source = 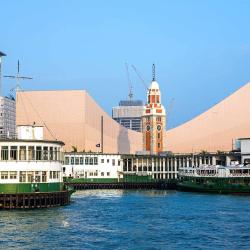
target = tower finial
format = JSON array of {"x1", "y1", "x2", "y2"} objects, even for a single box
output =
[{"x1": 152, "y1": 64, "x2": 155, "y2": 81}]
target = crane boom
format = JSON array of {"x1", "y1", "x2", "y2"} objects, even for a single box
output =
[{"x1": 131, "y1": 65, "x2": 148, "y2": 90}]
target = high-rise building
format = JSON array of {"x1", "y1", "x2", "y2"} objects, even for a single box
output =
[
  {"x1": 0, "y1": 96, "x2": 16, "y2": 138},
  {"x1": 142, "y1": 65, "x2": 166, "y2": 154},
  {"x1": 0, "y1": 51, "x2": 16, "y2": 138},
  {"x1": 112, "y1": 100, "x2": 144, "y2": 132}
]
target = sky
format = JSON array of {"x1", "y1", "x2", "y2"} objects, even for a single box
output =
[{"x1": 1, "y1": 0, "x2": 250, "y2": 129}]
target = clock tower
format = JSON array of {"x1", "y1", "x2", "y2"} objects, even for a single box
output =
[{"x1": 142, "y1": 64, "x2": 166, "y2": 154}]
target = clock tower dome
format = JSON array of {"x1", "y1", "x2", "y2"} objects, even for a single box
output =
[{"x1": 142, "y1": 64, "x2": 166, "y2": 154}]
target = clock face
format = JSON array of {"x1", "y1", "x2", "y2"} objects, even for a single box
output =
[
  {"x1": 146, "y1": 125, "x2": 151, "y2": 131},
  {"x1": 157, "y1": 125, "x2": 161, "y2": 131}
]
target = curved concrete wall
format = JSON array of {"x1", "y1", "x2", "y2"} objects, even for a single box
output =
[{"x1": 16, "y1": 90, "x2": 143, "y2": 153}]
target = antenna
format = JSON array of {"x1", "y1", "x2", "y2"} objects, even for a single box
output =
[
  {"x1": 125, "y1": 62, "x2": 133, "y2": 101},
  {"x1": 4, "y1": 60, "x2": 33, "y2": 92},
  {"x1": 152, "y1": 63, "x2": 155, "y2": 81},
  {"x1": 131, "y1": 65, "x2": 148, "y2": 90},
  {"x1": 0, "y1": 51, "x2": 6, "y2": 97}
]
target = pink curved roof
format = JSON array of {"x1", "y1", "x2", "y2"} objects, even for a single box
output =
[
  {"x1": 166, "y1": 82, "x2": 250, "y2": 153},
  {"x1": 16, "y1": 90, "x2": 143, "y2": 153}
]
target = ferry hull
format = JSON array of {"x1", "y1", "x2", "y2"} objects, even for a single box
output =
[{"x1": 177, "y1": 177, "x2": 250, "y2": 194}]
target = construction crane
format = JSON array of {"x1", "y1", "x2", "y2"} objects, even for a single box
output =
[
  {"x1": 125, "y1": 62, "x2": 133, "y2": 101},
  {"x1": 4, "y1": 60, "x2": 33, "y2": 92},
  {"x1": 131, "y1": 64, "x2": 148, "y2": 90}
]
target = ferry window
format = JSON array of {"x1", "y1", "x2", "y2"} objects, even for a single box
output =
[
  {"x1": 43, "y1": 147, "x2": 48, "y2": 160},
  {"x1": 19, "y1": 146, "x2": 26, "y2": 160},
  {"x1": 80, "y1": 157, "x2": 84, "y2": 165},
  {"x1": 49, "y1": 171, "x2": 53, "y2": 179},
  {"x1": 53, "y1": 171, "x2": 57, "y2": 179},
  {"x1": 10, "y1": 171, "x2": 17, "y2": 179},
  {"x1": 118, "y1": 160, "x2": 120, "y2": 166},
  {"x1": 112, "y1": 159, "x2": 115, "y2": 166},
  {"x1": 107, "y1": 159, "x2": 110, "y2": 163},
  {"x1": 75, "y1": 157, "x2": 79, "y2": 165},
  {"x1": 101, "y1": 172, "x2": 104, "y2": 176},
  {"x1": 85, "y1": 157, "x2": 89, "y2": 165},
  {"x1": 19, "y1": 171, "x2": 26, "y2": 182},
  {"x1": 71, "y1": 157, "x2": 75, "y2": 165},
  {"x1": 28, "y1": 146, "x2": 35, "y2": 160},
  {"x1": 54, "y1": 147, "x2": 58, "y2": 161},
  {"x1": 107, "y1": 172, "x2": 110, "y2": 176},
  {"x1": 65, "y1": 157, "x2": 69, "y2": 165},
  {"x1": 94, "y1": 171, "x2": 98, "y2": 176},
  {"x1": 10, "y1": 146, "x2": 17, "y2": 160},
  {"x1": 94, "y1": 157, "x2": 98, "y2": 165},
  {"x1": 49, "y1": 147, "x2": 53, "y2": 161},
  {"x1": 1, "y1": 146, "x2": 8, "y2": 160},
  {"x1": 1, "y1": 171, "x2": 8, "y2": 179},
  {"x1": 90, "y1": 158, "x2": 93, "y2": 165},
  {"x1": 35, "y1": 172, "x2": 41, "y2": 182},
  {"x1": 101, "y1": 159, "x2": 104, "y2": 163},
  {"x1": 27, "y1": 172, "x2": 33, "y2": 182},
  {"x1": 42, "y1": 171, "x2": 47, "y2": 182},
  {"x1": 36, "y1": 146, "x2": 42, "y2": 160}
]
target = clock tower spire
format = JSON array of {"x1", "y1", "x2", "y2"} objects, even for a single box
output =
[{"x1": 142, "y1": 64, "x2": 166, "y2": 154}]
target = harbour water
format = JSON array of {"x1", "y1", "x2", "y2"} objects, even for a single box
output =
[{"x1": 1, "y1": 190, "x2": 250, "y2": 249}]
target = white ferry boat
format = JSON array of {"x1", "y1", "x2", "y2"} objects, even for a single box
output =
[{"x1": 0, "y1": 125, "x2": 72, "y2": 208}]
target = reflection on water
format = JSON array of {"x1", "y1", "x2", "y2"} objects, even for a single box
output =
[{"x1": 0, "y1": 190, "x2": 250, "y2": 249}]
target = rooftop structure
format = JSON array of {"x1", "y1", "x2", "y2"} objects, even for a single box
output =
[{"x1": 112, "y1": 99, "x2": 144, "y2": 132}]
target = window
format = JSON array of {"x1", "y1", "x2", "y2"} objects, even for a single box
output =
[
  {"x1": 158, "y1": 143, "x2": 160, "y2": 148},
  {"x1": 80, "y1": 157, "x2": 84, "y2": 165},
  {"x1": 118, "y1": 160, "x2": 120, "y2": 166},
  {"x1": 10, "y1": 171, "x2": 17, "y2": 179},
  {"x1": 71, "y1": 157, "x2": 75, "y2": 165},
  {"x1": 89, "y1": 158, "x2": 93, "y2": 165},
  {"x1": 101, "y1": 172, "x2": 104, "y2": 176},
  {"x1": 19, "y1": 146, "x2": 27, "y2": 160},
  {"x1": 10, "y1": 146, "x2": 17, "y2": 160},
  {"x1": 19, "y1": 171, "x2": 26, "y2": 182},
  {"x1": 1, "y1": 146, "x2": 8, "y2": 160},
  {"x1": 42, "y1": 171, "x2": 47, "y2": 182},
  {"x1": 49, "y1": 147, "x2": 53, "y2": 160},
  {"x1": 35, "y1": 171, "x2": 41, "y2": 182},
  {"x1": 107, "y1": 172, "x2": 110, "y2": 176},
  {"x1": 101, "y1": 159, "x2": 104, "y2": 163},
  {"x1": 158, "y1": 133, "x2": 160, "y2": 139},
  {"x1": 65, "y1": 157, "x2": 70, "y2": 165},
  {"x1": 75, "y1": 157, "x2": 79, "y2": 165},
  {"x1": 94, "y1": 157, "x2": 98, "y2": 165},
  {"x1": 43, "y1": 147, "x2": 48, "y2": 160},
  {"x1": 36, "y1": 146, "x2": 42, "y2": 160},
  {"x1": 1, "y1": 171, "x2": 8, "y2": 179},
  {"x1": 107, "y1": 159, "x2": 110, "y2": 163},
  {"x1": 27, "y1": 172, "x2": 33, "y2": 182},
  {"x1": 112, "y1": 159, "x2": 115, "y2": 166},
  {"x1": 85, "y1": 157, "x2": 89, "y2": 165},
  {"x1": 28, "y1": 146, "x2": 35, "y2": 160}
]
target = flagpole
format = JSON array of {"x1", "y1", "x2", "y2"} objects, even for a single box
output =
[{"x1": 101, "y1": 116, "x2": 104, "y2": 154}]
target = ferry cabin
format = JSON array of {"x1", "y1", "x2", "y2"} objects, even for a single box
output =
[{"x1": 0, "y1": 139, "x2": 64, "y2": 193}]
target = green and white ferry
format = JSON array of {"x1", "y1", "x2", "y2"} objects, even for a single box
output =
[
  {"x1": 0, "y1": 125, "x2": 72, "y2": 208},
  {"x1": 178, "y1": 164, "x2": 250, "y2": 194}
]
